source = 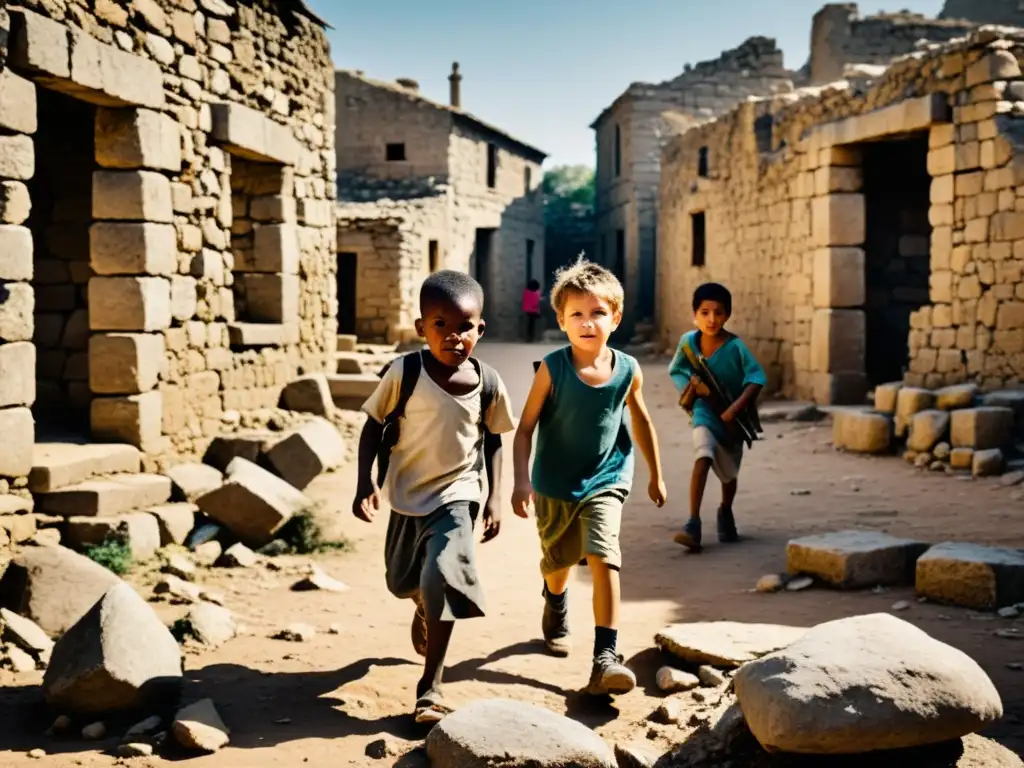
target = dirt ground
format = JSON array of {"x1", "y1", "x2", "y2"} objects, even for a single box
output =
[{"x1": 1, "y1": 342, "x2": 1022, "y2": 766}]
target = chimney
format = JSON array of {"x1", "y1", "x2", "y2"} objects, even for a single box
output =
[{"x1": 448, "y1": 62, "x2": 461, "y2": 108}]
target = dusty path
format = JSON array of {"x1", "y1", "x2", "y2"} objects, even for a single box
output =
[{"x1": 1, "y1": 342, "x2": 1022, "y2": 765}]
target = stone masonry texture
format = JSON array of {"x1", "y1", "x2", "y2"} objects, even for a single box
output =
[
  {"x1": 334, "y1": 70, "x2": 546, "y2": 342},
  {"x1": 0, "y1": 0, "x2": 337, "y2": 480}
]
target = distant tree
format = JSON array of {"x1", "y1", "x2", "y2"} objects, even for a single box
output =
[
  {"x1": 542, "y1": 165, "x2": 595, "y2": 213},
  {"x1": 542, "y1": 165, "x2": 596, "y2": 283}
]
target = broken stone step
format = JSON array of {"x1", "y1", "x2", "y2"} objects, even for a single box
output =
[
  {"x1": 0, "y1": 495, "x2": 32, "y2": 515},
  {"x1": 916, "y1": 542, "x2": 1024, "y2": 610},
  {"x1": 36, "y1": 474, "x2": 172, "y2": 518},
  {"x1": 333, "y1": 352, "x2": 365, "y2": 374},
  {"x1": 64, "y1": 513, "x2": 161, "y2": 561},
  {"x1": 327, "y1": 373, "x2": 379, "y2": 410},
  {"x1": 336, "y1": 334, "x2": 357, "y2": 352},
  {"x1": 786, "y1": 530, "x2": 931, "y2": 588},
  {"x1": 29, "y1": 442, "x2": 141, "y2": 493},
  {"x1": 202, "y1": 433, "x2": 276, "y2": 474}
]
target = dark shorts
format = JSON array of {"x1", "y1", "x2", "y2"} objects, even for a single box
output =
[{"x1": 384, "y1": 500, "x2": 485, "y2": 622}]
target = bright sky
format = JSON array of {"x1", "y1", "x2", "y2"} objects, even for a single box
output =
[{"x1": 307, "y1": 0, "x2": 945, "y2": 169}]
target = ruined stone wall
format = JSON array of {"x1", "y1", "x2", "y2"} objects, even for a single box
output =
[
  {"x1": 336, "y1": 196, "x2": 448, "y2": 342},
  {"x1": 447, "y1": 121, "x2": 545, "y2": 340},
  {"x1": 941, "y1": 0, "x2": 1024, "y2": 27},
  {"x1": 593, "y1": 37, "x2": 794, "y2": 334},
  {"x1": 0, "y1": 0, "x2": 336, "y2": 478},
  {"x1": 809, "y1": 4, "x2": 976, "y2": 85},
  {"x1": 659, "y1": 28, "x2": 1024, "y2": 404}
]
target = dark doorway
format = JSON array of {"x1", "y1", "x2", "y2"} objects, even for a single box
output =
[
  {"x1": 28, "y1": 88, "x2": 96, "y2": 434},
  {"x1": 473, "y1": 229, "x2": 495, "y2": 324},
  {"x1": 614, "y1": 228, "x2": 625, "y2": 281},
  {"x1": 337, "y1": 252, "x2": 357, "y2": 335},
  {"x1": 862, "y1": 135, "x2": 931, "y2": 386}
]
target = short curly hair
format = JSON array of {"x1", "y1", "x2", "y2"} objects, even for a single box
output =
[
  {"x1": 419, "y1": 269, "x2": 484, "y2": 314},
  {"x1": 550, "y1": 255, "x2": 624, "y2": 315}
]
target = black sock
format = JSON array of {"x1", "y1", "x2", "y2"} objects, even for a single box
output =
[
  {"x1": 594, "y1": 626, "x2": 617, "y2": 658},
  {"x1": 544, "y1": 585, "x2": 567, "y2": 610}
]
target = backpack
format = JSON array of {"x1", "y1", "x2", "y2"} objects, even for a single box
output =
[{"x1": 375, "y1": 351, "x2": 500, "y2": 486}]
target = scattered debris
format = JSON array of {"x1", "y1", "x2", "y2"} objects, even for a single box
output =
[
  {"x1": 655, "y1": 666, "x2": 700, "y2": 693},
  {"x1": 173, "y1": 699, "x2": 230, "y2": 753},
  {"x1": 291, "y1": 564, "x2": 348, "y2": 593},
  {"x1": 274, "y1": 624, "x2": 316, "y2": 642}
]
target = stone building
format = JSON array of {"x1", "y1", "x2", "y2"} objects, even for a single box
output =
[
  {"x1": 0, "y1": 0, "x2": 337, "y2": 484},
  {"x1": 334, "y1": 66, "x2": 546, "y2": 342},
  {"x1": 657, "y1": 26, "x2": 1024, "y2": 404},
  {"x1": 590, "y1": 38, "x2": 795, "y2": 336}
]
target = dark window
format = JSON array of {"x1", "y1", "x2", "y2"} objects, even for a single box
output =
[
  {"x1": 691, "y1": 212, "x2": 706, "y2": 267},
  {"x1": 428, "y1": 240, "x2": 439, "y2": 273},
  {"x1": 524, "y1": 166, "x2": 532, "y2": 195},
  {"x1": 754, "y1": 115, "x2": 773, "y2": 153},
  {"x1": 614, "y1": 228, "x2": 625, "y2": 280},
  {"x1": 698, "y1": 146, "x2": 709, "y2": 178},
  {"x1": 486, "y1": 143, "x2": 497, "y2": 188},
  {"x1": 526, "y1": 239, "x2": 535, "y2": 281},
  {"x1": 385, "y1": 142, "x2": 406, "y2": 161},
  {"x1": 614, "y1": 124, "x2": 621, "y2": 177}
]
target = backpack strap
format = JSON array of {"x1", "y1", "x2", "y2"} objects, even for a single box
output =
[
  {"x1": 681, "y1": 332, "x2": 701, "y2": 370},
  {"x1": 477, "y1": 360, "x2": 500, "y2": 430},
  {"x1": 381, "y1": 351, "x2": 421, "y2": 425}
]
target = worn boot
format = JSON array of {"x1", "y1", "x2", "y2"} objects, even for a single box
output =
[{"x1": 541, "y1": 584, "x2": 571, "y2": 657}]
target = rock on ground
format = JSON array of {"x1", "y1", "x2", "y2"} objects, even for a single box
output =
[
  {"x1": 786, "y1": 530, "x2": 930, "y2": 588},
  {"x1": 182, "y1": 603, "x2": 236, "y2": 649},
  {"x1": 732, "y1": 613, "x2": 1003, "y2": 754},
  {"x1": 43, "y1": 582, "x2": 183, "y2": 716},
  {"x1": 164, "y1": 463, "x2": 223, "y2": 502},
  {"x1": 907, "y1": 410, "x2": 950, "y2": 453},
  {"x1": 656, "y1": 666, "x2": 700, "y2": 692},
  {"x1": 1, "y1": 607, "x2": 53, "y2": 658},
  {"x1": 173, "y1": 698, "x2": 230, "y2": 752},
  {"x1": 216, "y1": 542, "x2": 258, "y2": 568},
  {"x1": 655, "y1": 621, "x2": 807, "y2": 668},
  {"x1": 425, "y1": 698, "x2": 616, "y2": 768},
  {"x1": 916, "y1": 542, "x2": 1024, "y2": 610},
  {"x1": 0, "y1": 545, "x2": 121, "y2": 636},
  {"x1": 264, "y1": 416, "x2": 346, "y2": 490},
  {"x1": 832, "y1": 409, "x2": 892, "y2": 454}
]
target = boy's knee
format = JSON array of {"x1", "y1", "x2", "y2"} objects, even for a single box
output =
[{"x1": 693, "y1": 457, "x2": 713, "y2": 472}]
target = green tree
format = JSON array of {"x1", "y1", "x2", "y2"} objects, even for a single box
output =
[{"x1": 542, "y1": 165, "x2": 595, "y2": 211}]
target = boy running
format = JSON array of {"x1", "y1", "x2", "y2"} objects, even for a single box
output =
[
  {"x1": 512, "y1": 258, "x2": 666, "y2": 696},
  {"x1": 353, "y1": 270, "x2": 516, "y2": 722},
  {"x1": 668, "y1": 282, "x2": 766, "y2": 552}
]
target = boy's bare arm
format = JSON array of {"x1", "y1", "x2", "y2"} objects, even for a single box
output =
[
  {"x1": 481, "y1": 431, "x2": 503, "y2": 541},
  {"x1": 626, "y1": 368, "x2": 667, "y2": 507},
  {"x1": 353, "y1": 418, "x2": 384, "y2": 521},
  {"x1": 511, "y1": 362, "x2": 552, "y2": 516},
  {"x1": 722, "y1": 383, "x2": 763, "y2": 422}
]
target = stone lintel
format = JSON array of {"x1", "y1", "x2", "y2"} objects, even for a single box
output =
[{"x1": 209, "y1": 103, "x2": 297, "y2": 166}]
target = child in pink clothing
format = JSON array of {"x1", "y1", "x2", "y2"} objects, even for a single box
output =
[{"x1": 522, "y1": 279, "x2": 541, "y2": 342}]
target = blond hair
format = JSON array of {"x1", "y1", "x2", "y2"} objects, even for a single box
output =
[{"x1": 550, "y1": 254, "x2": 624, "y2": 315}]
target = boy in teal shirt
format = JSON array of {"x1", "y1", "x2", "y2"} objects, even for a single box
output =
[
  {"x1": 512, "y1": 258, "x2": 667, "y2": 696},
  {"x1": 668, "y1": 282, "x2": 766, "y2": 552}
]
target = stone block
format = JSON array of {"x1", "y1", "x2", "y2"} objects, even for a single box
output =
[
  {"x1": 0, "y1": 407, "x2": 33, "y2": 477},
  {"x1": 89, "y1": 277, "x2": 171, "y2": 332},
  {"x1": 66, "y1": 28, "x2": 164, "y2": 109},
  {"x1": 812, "y1": 372, "x2": 867, "y2": 406},
  {"x1": 907, "y1": 410, "x2": 950, "y2": 453},
  {"x1": 812, "y1": 247, "x2": 864, "y2": 308},
  {"x1": 788, "y1": 530, "x2": 930, "y2": 588},
  {"x1": 812, "y1": 194, "x2": 865, "y2": 247},
  {"x1": 170, "y1": 276, "x2": 197, "y2": 322},
  {"x1": 935, "y1": 383, "x2": 977, "y2": 410},
  {"x1": 88, "y1": 333, "x2": 164, "y2": 395},
  {"x1": 93, "y1": 171, "x2": 173, "y2": 223},
  {"x1": 0, "y1": 70, "x2": 36, "y2": 134},
  {"x1": 9, "y1": 10, "x2": 70, "y2": 79},
  {"x1": 251, "y1": 224, "x2": 299, "y2": 274},
  {"x1": 280, "y1": 374, "x2": 333, "y2": 416},
  {"x1": 264, "y1": 417, "x2": 346, "y2": 490},
  {"x1": 950, "y1": 406, "x2": 1014, "y2": 449},
  {"x1": 226, "y1": 322, "x2": 285, "y2": 347},
  {"x1": 90, "y1": 222, "x2": 176, "y2": 276},
  {"x1": 334, "y1": 352, "x2": 363, "y2": 374},
  {"x1": 95, "y1": 108, "x2": 181, "y2": 172},
  {"x1": 966, "y1": 50, "x2": 1021, "y2": 88},
  {"x1": 949, "y1": 447, "x2": 973, "y2": 470},
  {"x1": 0, "y1": 134, "x2": 34, "y2": 180},
  {"x1": 297, "y1": 198, "x2": 332, "y2": 227},
  {"x1": 337, "y1": 334, "x2": 357, "y2": 352},
  {"x1": 0, "y1": 513, "x2": 37, "y2": 543},
  {"x1": 146, "y1": 503, "x2": 197, "y2": 546},
  {"x1": 36, "y1": 472, "x2": 170, "y2": 517},
  {"x1": 0, "y1": 226, "x2": 32, "y2": 282},
  {"x1": 0, "y1": 182, "x2": 31, "y2": 225},
  {"x1": 202, "y1": 433, "x2": 276, "y2": 474},
  {"x1": 810, "y1": 309, "x2": 865, "y2": 373},
  {"x1": 65, "y1": 512, "x2": 160, "y2": 561},
  {"x1": 195, "y1": 457, "x2": 311, "y2": 548},
  {"x1": 973, "y1": 448, "x2": 1004, "y2": 477},
  {"x1": 29, "y1": 442, "x2": 141, "y2": 493},
  {"x1": 242, "y1": 273, "x2": 298, "y2": 323},
  {"x1": 0, "y1": 342, "x2": 35, "y2": 408},
  {"x1": 980, "y1": 390, "x2": 1024, "y2": 426},
  {"x1": 165, "y1": 463, "x2": 223, "y2": 503},
  {"x1": 832, "y1": 408, "x2": 891, "y2": 454},
  {"x1": 249, "y1": 195, "x2": 295, "y2": 223},
  {"x1": 873, "y1": 382, "x2": 902, "y2": 414},
  {"x1": 90, "y1": 391, "x2": 163, "y2": 452},
  {"x1": 916, "y1": 542, "x2": 1024, "y2": 610},
  {"x1": 895, "y1": 387, "x2": 936, "y2": 438},
  {"x1": 209, "y1": 102, "x2": 298, "y2": 165}
]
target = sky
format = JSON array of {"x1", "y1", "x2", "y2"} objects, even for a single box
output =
[{"x1": 307, "y1": 0, "x2": 945, "y2": 169}]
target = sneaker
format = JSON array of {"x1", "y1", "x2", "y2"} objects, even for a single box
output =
[
  {"x1": 411, "y1": 596, "x2": 427, "y2": 657},
  {"x1": 717, "y1": 506, "x2": 739, "y2": 543},
  {"x1": 586, "y1": 650, "x2": 636, "y2": 696},
  {"x1": 541, "y1": 585, "x2": 571, "y2": 657},
  {"x1": 673, "y1": 517, "x2": 703, "y2": 551}
]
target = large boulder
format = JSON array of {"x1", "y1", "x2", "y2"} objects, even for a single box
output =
[
  {"x1": 0, "y1": 545, "x2": 121, "y2": 636},
  {"x1": 425, "y1": 699, "x2": 616, "y2": 768},
  {"x1": 655, "y1": 621, "x2": 807, "y2": 668},
  {"x1": 43, "y1": 582, "x2": 183, "y2": 716},
  {"x1": 264, "y1": 416, "x2": 346, "y2": 490},
  {"x1": 733, "y1": 613, "x2": 1003, "y2": 754}
]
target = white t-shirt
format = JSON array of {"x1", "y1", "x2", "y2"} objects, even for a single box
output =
[{"x1": 362, "y1": 355, "x2": 517, "y2": 516}]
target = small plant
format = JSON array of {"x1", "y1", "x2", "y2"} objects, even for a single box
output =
[
  {"x1": 171, "y1": 617, "x2": 196, "y2": 644},
  {"x1": 85, "y1": 537, "x2": 133, "y2": 575},
  {"x1": 276, "y1": 507, "x2": 352, "y2": 555}
]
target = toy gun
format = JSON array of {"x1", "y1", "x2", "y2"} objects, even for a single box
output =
[{"x1": 679, "y1": 334, "x2": 763, "y2": 449}]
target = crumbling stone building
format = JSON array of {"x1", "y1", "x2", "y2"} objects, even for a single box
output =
[
  {"x1": 657, "y1": 27, "x2": 1024, "y2": 404},
  {"x1": 0, "y1": 0, "x2": 337, "y2": 491},
  {"x1": 334, "y1": 66, "x2": 546, "y2": 342},
  {"x1": 590, "y1": 38, "x2": 795, "y2": 336}
]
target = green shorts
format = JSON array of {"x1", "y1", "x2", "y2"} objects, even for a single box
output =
[{"x1": 534, "y1": 489, "x2": 627, "y2": 575}]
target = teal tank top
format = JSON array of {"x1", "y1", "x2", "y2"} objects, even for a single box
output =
[{"x1": 532, "y1": 347, "x2": 637, "y2": 502}]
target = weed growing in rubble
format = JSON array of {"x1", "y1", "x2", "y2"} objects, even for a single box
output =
[
  {"x1": 85, "y1": 537, "x2": 133, "y2": 575},
  {"x1": 277, "y1": 507, "x2": 352, "y2": 555}
]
